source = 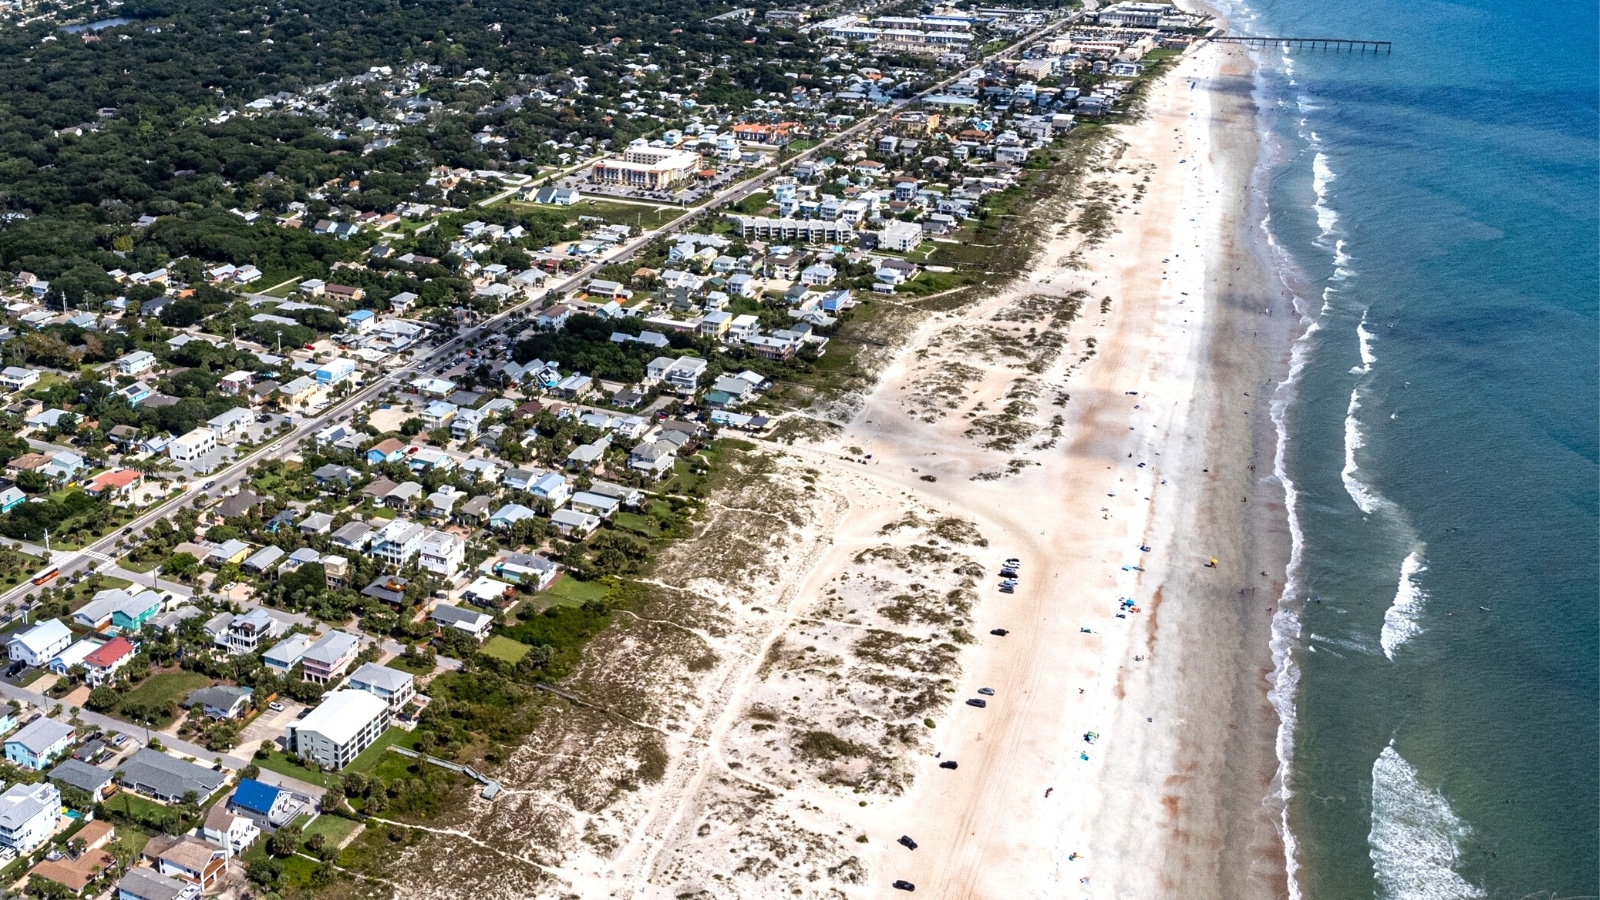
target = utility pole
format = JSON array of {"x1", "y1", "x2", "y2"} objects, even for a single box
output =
[{"x1": 276, "y1": 331, "x2": 282, "y2": 356}]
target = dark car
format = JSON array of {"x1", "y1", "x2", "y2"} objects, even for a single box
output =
[
  {"x1": 966, "y1": 698, "x2": 987, "y2": 708},
  {"x1": 4, "y1": 661, "x2": 23, "y2": 678},
  {"x1": 897, "y1": 835, "x2": 918, "y2": 851},
  {"x1": 122, "y1": 527, "x2": 134, "y2": 535},
  {"x1": 892, "y1": 881, "x2": 916, "y2": 892},
  {"x1": 989, "y1": 628, "x2": 1009, "y2": 636},
  {"x1": 999, "y1": 583, "x2": 1015, "y2": 594},
  {"x1": 938, "y1": 760, "x2": 959, "y2": 770}
]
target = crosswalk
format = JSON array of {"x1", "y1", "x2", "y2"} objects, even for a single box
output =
[{"x1": 80, "y1": 550, "x2": 114, "y2": 565}]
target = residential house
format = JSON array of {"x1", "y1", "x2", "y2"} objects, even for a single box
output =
[
  {"x1": 663, "y1": 357, "x2": 708, "y2": 393},
  {"x1": 222, "y1": 608, "x2": 285, "y2": 654},
  {"x1": 0, "y1": 368, "x2": 39, "y2": 392},
  {"x1": 116, "y1": 868, "x2": 201, "y2": 900},
  {"x1": 116, "y1": 351, "x2": 156, "y2": 376},
  {"x1": 371, "y1": 519, "x2": 425, "y2": 566},
  {"x1": 206, "y1": 408, "x2": 254, "y2": 444},
  {"x1": 417, "y1": 530, "x2": 464, "y2": 579},
  {"x1": 530, "y1": 472, "x2": 572, "y2": 507},
  {"x1": 0, "y1": 781, "x2": 60, "y2": 852},
  {"x1": 48, "y1": 759, "x2": 115, "y2": 803},
  {"x1": 300, "y1": 631, "x2": 361, "y2": 684},
  {"x1": 551, "y1": 509, "x2": 601, "y2": 537},
  {"x1": 117, "y1": 749, "x2": 227, "y2": 802},
  {"x1": 430, "y1": 604, "x2": 493, "y2": 640},
  {"x1": 345, "y1": 663, "x2": 416, "y2": 713},
  {"x1": 366, "y1": 438, "x2": 407, "y2": 465},
  {"x1": 262, "y1": 634, "x2": 314, "y2": 674},
  {"x1": 201, "y1": 804, "x2": 260, "y2": 857},
  {"x1": 287, "y1": 690, "x2": 390, "y2": 769},
  {"x1": 5, "y1": 719, "x2": 75, "y2": 770},
  {"x1": 489, "y1": 503, "x2": 536, "y2": 529},
  {"x1": 82, "y1": 637, "x2": 136, "y2": 686},
  {"x1": 183, "y1": 686, "x2": 254, "y2": 720},
  {"x1": 145, "y1": 835, "x2": 228, "y2": 891},
  {"x1": 242, "y1": 545, "x2": 285, "y2": 574},
  {"x1": 227, "y1": 779, "x2": 299, "y2": 828},
  {"x1": 569, "y1": 491, "x2": 621, "y2": 519},
  {"x1": 167, "y1": 428, "x2": 217, "y2": 463},
  {"x1": 491, "y1": 552, "x2": 559, "y2": 590},
  {"x1": 628, "y1": 441, "x2": 677, "y2": 479},
  {"x1": 9, "y1": 620, "x2": 72, "y2": 667},
  {"x1": 331, "y1": 521, "x2": 373, "y2": 551}
]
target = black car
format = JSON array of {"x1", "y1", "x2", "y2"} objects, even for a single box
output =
[
  {"x1": 966, "y1": 698, "x2": 987, "y2": 708},
  {"x1": 898, "y1": 835, "x2": 918, "y2": 851},
  {"x1": 989, "y1": 628, "x2": 1009, "y2": 636},
  {"x1": 892, "y1": 881, "x2": 916, "y2": 892},
  {"x1": 4, "y1": 661, "x2": 23, "y2": 678},
  {"x1": 939, "y1": 760, "x2": 959, "y2": 770}
]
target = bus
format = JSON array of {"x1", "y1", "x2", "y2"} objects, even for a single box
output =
[{"x1": 30, "y1": 566, "x2": 58, "y2": 586}]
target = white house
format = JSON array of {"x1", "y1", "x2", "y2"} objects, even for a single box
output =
[
  {"x1": 168, "y1": 428, "x2": 217, "y2": 463},
  {"x1": 202, "y1": 805, "x2": 260, "y2": 857},
  {"x1": 117, "y1": 351, "x2": 156, "y2": 376},
  {"x1": 206, "y1": 408, "x2": 254, "y2": 444},
  {"x1": 8, "y1": 619, "x2": 72, "y2": 667},
  {"x1": 417, "y1": 530, "x2": 464, "y2": 579},
  {"x1": 345, "y1": 662, "x2": 416, "y2": 713},
  {"x1": 0, "y1": 781, "x2": 60, "y2": 853}
]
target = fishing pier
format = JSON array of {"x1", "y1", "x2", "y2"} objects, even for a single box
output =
[{"x1": 1212, "y1": 35, "x2": 1393, "y2": 53}]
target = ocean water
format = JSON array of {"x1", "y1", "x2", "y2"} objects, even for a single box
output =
[{"x1": 1212, "y1": 0, "x2": 1599, "y2": 896}]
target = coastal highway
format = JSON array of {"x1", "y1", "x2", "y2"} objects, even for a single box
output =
[{"x1": 0, "y1": 10, "x2": 1081, "y2": 624}]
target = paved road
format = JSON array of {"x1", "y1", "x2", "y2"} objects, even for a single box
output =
[{"x1": 0, "y1": 677, "x2": 250, "y2": 768}]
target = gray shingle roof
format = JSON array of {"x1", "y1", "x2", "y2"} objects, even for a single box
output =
[{"x1": 117, "y1": 748, "x2": 226, "y2": 801}]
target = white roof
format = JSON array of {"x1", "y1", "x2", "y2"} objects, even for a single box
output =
[
  {"x1": 12, "y1": 619, "x2": 70, "y2": 655},
  {"x1": 347, "y1": 662, "x2": 413, "y2": 693},
  {"x1": 51, "y1": 639, "x2": 100, "y2": 670},
  {"x1": 294, "y1": 690, "x2": 387, "y2": 745}
]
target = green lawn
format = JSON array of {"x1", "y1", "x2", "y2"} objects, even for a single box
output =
[
  {"x1": 663, "y1": 460, "x2": 701, "y2": 494},
  {"x1": 258, "y1": 750, "x2": 336, "y2": 787},
  {"x1": 345, "y1": 728, "x2": 422, "y2": 776},
  {"x1": 302, "y1": 813, "x2": 362, "y2": 849},
  {"x1": 543, "y1": 576, "x2": 610, "y2": 606},
  {"x1": 120, "y1": 671, "x2": 210, "y2": 725},
  {"x1": 481, "y1": 635, "x2": 530, "y2": 664},
  {"x1": 384, "y1": 652, "x2": 436, "y2": 676},
  {"x1": 612, "y1": 511, "x2": 659, "y2": 538}
]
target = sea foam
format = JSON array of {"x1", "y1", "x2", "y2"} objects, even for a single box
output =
[
  {"x1": 1380, "y1": 548, "x2": 1427, "y2": 660},
  {"x1": 1368, "y1": 743, "x2": 1486, "y2": 900}
]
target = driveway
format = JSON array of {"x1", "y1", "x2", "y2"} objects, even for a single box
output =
[{"x1": 235, "y1": 701, "x2": 306, "y2": 752}]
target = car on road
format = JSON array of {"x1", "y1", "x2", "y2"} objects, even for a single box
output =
[
  {"x1": 122, "y1": 527, "x2": 133, "y2": 536},
  {"x1": 989, "y1": 628, "x2": 1009, "y2": 636},
  {"x1": 978, "y1": 687, "x2": 995, "y2": 696},
  {"x1": 966, "y1": 698, "x2": 987, "y2": 708},
  {"x1": 268, "y1": 701, "x2": 285, "y2": 712},
  {"x1": 897, "y1": 835, "x2": 918, "y2": 851},
  {"x1": 892, "y1": 881, "x2": 916, "y2": 892},
  {"x1": 938, "y1": 760, "x2": 959, "y2": 770}
]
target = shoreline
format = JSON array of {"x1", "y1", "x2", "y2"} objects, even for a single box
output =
[{"x1": 794, "y1": 40, "x2": 1299, "y2": 898}]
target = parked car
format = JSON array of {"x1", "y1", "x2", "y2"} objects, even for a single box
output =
[
  {"x1": 268, "y1": 702, "x2": 285, "y2": 712},
  {"x1": 892, "y1": 881, "x2": 916, "y2": 892},
  {"x1": 897, "y1": 835, "x2": 918, "y2": 851},
  {"x1": 978, "y1": 687, "x2": 995, "y2": 696},
  {"x1": 111, "y1": 734, "x2": 128, "y2": 747},
  {"x1": 989, "y1": 628, "x2": 1009, "y2": 636},
  {"x1": 999, "y1": 583, "x2": 1015, "y2": 594},
  {"x1": 938, "y1": 760, "x2": 959, "y2": 770},
  {"x1": 966, "y1": 698, "x2": 987, "y2": 709}
]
